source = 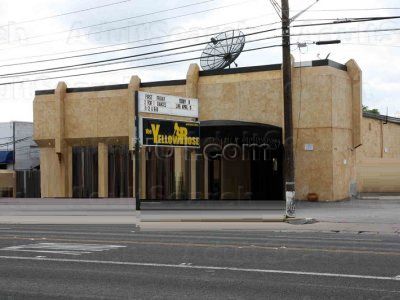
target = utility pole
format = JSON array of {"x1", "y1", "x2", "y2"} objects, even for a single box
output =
[
  {"x1": 273, "y1": 0, "x2": 336, "y2": 216},
  {"x1": 281, "y1": 0, "x2": 295, "y2": 217}
]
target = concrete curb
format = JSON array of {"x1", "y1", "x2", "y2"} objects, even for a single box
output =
[
  {"x1": 140, "y1": 217, "x2": 287, "y2": 223},
  {"x1": 139, "y1": 217, "x2": 317, "y2": 223}
]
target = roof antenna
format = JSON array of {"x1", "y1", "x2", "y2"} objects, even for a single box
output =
[
  {"x1": 200, "y1": 30, "x2": 245, "y2": 70},
  {"x1": 384, "y1": 107, "x2": 388, "y2": 124},
  {"x1": 325, "y1": 53, "x2": 331, "y2": 59}
]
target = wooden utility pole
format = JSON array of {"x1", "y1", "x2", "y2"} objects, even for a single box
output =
[{"x1": 281, "y1": 0, "x2": 295, "y2": 216}]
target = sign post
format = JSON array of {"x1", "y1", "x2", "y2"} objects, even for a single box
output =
[{"x1": 134, "y1": 91, "x2": 140, "y2": 211}]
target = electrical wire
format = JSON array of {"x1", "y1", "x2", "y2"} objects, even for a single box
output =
[
  {"x1": 2, "y1": 15, "x2": 398, "y2": 69},
  {"x1": 0, "y1": 0, "x2": 132, "y2": 27},
  {"x1": 342, "y1": 42, "x2": 400, "y2": 48},
  {"x1": 292, "y1": 16, "x2": 400, "y2": 28},
  {"x1": 0, "y1": 14, "x2": 276, "y2": 63},
  {"x1": 295, "y1": 7, "x2": 400, "y2": 12},
  {"x1": 0, "y1": 0, "x2": 254, "y2": 51},
  {"x1": 0, "y1": 137, "x2": 31, "y2": 147},
  {"x1": 289, "y1": 27, "x2": 400, "y2": 38},
  {"x1": 6, "y1": 0, "x2": 217, "y2": 43},
  {"x1": 0, "y1": 21, "x2": 397, "y2": 84},
  {"x1": 0, "y1": 43, "x2": 283, "y2": 86},
  {"x1": 0, "y1": 36, "x2": 281, "y2": 78},
  {"x1": 0, "y1": 28, "x2": 282, "y2": 78},
  {"x1": 0, "y1": 13, "x2": 398, "y2": 85},
  {"x1": 0, "y1": 20, "x2": 280, "y2": 68}
]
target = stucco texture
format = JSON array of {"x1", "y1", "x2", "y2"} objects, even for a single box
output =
[
  {"x1": 33, "y1": 61, "x2": 386, "y2": 201},
  {"x1": 356, "y1": 117, "x2": 400, "y2": 192}
]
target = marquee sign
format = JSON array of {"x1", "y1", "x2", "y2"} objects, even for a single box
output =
[
  {"x1": 140, "y1": 118, "x2": 200, "y2": 148},
  {"x1": 138, "y1": 91, "x2": 198, "y2": 118}
]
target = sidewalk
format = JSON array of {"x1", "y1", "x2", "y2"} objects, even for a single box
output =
[
  {"x1": 0, "y1": 197, "x2": 399, "y2": 234},
  {"x1": 139, "y1": 198, "x2": 400, "y2": 234},
  {"x1": 0, "y1": 198, "x2": 138, "y2": 224}
]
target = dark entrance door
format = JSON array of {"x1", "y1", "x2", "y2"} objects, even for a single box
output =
[
  {"x1": 201, "y1": 120, "x2": 284, "y2": 201},
  {"x1": 208, "y1": 156, "x2": 221, "y2": 200},
  {"x1": 250, "y1": 148, "x2": 282, "y2": 200}
]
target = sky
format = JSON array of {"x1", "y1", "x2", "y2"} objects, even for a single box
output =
[{"x1": 0, "y1": 0, "x2": 399, "y2": 122}]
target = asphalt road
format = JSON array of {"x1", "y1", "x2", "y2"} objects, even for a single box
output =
[{"x1": 0, "y1": 225, "x2": 399, "y2": 299}]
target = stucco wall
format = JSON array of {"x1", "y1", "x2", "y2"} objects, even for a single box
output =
[
  {"x1": 198, "y1": 70, "x2": 283, "y2": 127},
  {"x1": 34, "y1": 61, "x2": 360, "y2": 200},
  {"x1": 356, "y1": 117, "x2": 400, "y2": 192}
]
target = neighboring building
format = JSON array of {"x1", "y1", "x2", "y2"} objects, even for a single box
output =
[
  {"x1": 356, "y1": 113, "x2": 400, "y2": 193},
  {"x1": 0, "y1": 122, "x2": 40, "y2": 197},
  {"x1": 0, "y1": 122, "x2": 40, "y2": 170},
  {"x1": 32, "y1": 59, "x2": 400, "y2": 201}
]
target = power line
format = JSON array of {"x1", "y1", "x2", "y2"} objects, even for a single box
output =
[
  {"x1": 0, "y1": 16, "x2": 400, "y2": 77},
  {"x1": 0, "y1": 27, "x2": 282, "y2": 77},
  {"x1": 342, "y1": 42, "x2": 400, "y2": 48},
  {"x1": 1, "y1": 15, "x2": 398, "y2": 71},
  {"x1": 289, "y1": 27, "x2": 400, "y2": 38},
  {"x1": 4, "y1": 0, "x2": 217, "y2": 43},
  {"x1": 0, "y1": 136, "x2": 31, "y2": 147},
  {"x1": 0, "y1": 36, "x2": 280, "y2": 78},
  {"x1": 296, "y1": 7, "x2": 400, "y2": 12},
  {"x1": 8, "y1": 11, "x2": 391, "y2": 64},
  {"x1": 0, "y1": 0, "x2": 254, "y2": 52},
  {"x1": 0, "y1": 14, "x2": 274, "y2": 63},
  {"x1": 0, "y1": 44, "x2": 283, "y2": 86},
  {"x1": 0, "y1": 0, "x2": 132, "y2": 27},
  {"x1": 4, "y1": 24, "x2": 396, "y2": 82},
  {"x1": 1, "y1": 18, "x2": 398, "y2": 83},
  {"x1": 0, "y1": 21, "x2": 279, "y2": 68},
  {"x1": 292, "y1": 16, "x2": 400, "y2": 28}
]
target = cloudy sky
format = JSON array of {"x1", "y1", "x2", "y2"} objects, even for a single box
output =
[{"x1": 0, "y1": 0, "x2": 399, "y2": 121}]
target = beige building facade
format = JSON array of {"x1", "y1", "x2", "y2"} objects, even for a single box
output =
[
  {"x1": 33, "y1": 59, "x2": 400, "y2": 201},
  {"x1": 357, "y1": 113, "x2": 400, "y2": 193}
]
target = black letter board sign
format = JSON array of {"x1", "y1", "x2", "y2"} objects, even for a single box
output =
[{"x1": 141, "y1": 118, "x2": 200, "y2": 148}]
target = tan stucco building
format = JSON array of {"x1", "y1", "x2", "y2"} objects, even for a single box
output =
[{"x1": 33, "y1": 59, "x2": 400, "y2": 201}]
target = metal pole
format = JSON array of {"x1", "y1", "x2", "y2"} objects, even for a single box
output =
[
  {"x1": 134, "y1": 91, "x2": 141, "y2": 211},
  {"x1": 281, "y1": 0, "x2": 295, "y2": 217},
  {"x1": 12, "y1": 121, "x2": 15, "y2": 170}
]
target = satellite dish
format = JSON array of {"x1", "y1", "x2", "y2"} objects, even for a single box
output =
[{"x1": 200, "y1": 30, "x2": 245, "y2": 71}]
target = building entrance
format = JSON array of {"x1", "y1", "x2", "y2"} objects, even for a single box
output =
[
  {"x1": 202, "y1": 120, "x2": 283, "y2": 201},
  {"x1": 141, "y1": 120, "x2": 284, "y2": 202}
]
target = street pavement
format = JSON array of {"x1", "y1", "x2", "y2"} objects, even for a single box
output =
[{"x1": 0, "y1": 224, "x2": 399, "y2": 299}]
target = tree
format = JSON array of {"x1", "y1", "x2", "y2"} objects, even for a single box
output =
[{"x1": 362, "y1": 105, "x2": 380, "y2": 115}]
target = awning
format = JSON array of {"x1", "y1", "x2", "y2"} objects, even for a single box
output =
[{"x1": 0, "y1": 151, "x2": 14, "y2": 164}]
